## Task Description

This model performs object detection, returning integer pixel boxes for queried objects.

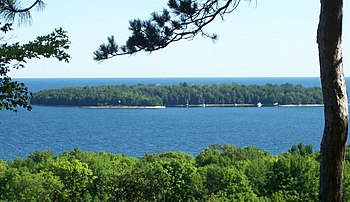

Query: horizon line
[13,76,323,79]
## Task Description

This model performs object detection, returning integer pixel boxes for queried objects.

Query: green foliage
[0,1,70,112]
[268,154,319,201]
[0,144,326,201]
[289,143,313,156]
[28,150,55,164]
[200,165,257,201]
[0,169,64,201]
[49,159,95,200]
[344,161,350,202]
[31,83,323,107]
[196,144,225,166]
[343,145,350,201]
[0,28,70,112]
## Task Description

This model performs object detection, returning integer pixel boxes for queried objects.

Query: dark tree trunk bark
[317,0,348,201]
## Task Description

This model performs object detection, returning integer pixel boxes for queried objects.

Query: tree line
[0,143,349,201]
[31,83,323,107]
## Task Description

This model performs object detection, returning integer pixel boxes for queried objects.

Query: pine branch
[94,0,246,62]
[0,0,45,24]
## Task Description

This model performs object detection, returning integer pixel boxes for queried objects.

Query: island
[30,83,323,107]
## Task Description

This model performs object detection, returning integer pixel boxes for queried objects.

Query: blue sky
[8,0,350,78]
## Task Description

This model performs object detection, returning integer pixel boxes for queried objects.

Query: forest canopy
[31,83,323,107]
[0,143,349,201]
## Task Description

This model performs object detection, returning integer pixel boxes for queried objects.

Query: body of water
[0,77,333,160]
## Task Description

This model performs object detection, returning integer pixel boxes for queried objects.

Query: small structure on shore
[257,102,262,107]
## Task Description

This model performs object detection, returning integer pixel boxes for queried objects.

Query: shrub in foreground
[1,143,349,201]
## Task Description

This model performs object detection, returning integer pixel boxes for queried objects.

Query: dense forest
[31,83,323,107]
[1,144,350,201]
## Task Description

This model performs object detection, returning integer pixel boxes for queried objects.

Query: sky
[7,0,350,78]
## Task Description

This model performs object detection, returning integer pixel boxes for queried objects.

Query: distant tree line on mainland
[31,83,323,107]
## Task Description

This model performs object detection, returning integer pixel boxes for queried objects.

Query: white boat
[257,102,262,107]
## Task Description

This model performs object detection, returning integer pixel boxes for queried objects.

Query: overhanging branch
[0,0,45,24]
[94,0,246,62]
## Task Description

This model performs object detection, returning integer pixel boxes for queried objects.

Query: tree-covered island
[31,83,323,107]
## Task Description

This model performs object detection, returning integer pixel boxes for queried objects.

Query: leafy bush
[0,143,339,201]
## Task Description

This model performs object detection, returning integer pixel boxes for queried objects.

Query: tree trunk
[317,0,348,201]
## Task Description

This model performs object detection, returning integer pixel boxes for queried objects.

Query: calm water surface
[1,105,324,160]
[0,78,333,160]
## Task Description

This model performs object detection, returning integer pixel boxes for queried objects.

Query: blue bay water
[0,77,336,160]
